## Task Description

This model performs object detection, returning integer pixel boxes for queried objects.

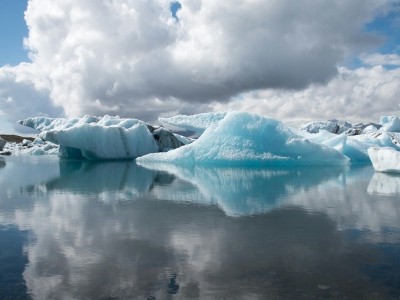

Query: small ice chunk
[31,148,46,156]
[32,138,44,145]
[22,139,32,146]
[363,124,379,134]
[368,147,400,173]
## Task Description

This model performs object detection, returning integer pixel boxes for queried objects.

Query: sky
[0,0,400,134]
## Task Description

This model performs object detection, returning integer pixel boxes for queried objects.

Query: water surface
[0,156,400,299]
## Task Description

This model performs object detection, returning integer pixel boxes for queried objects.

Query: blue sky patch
[0,0,28,66]
[170,1,182,21]
[366,9,400,54]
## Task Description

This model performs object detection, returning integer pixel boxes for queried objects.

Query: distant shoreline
[0,135,35,143]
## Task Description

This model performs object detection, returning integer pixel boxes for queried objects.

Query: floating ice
[298,127,400,162]
[4,137,59,156]
[368,147,400,173]
[299,119,382,136]
[22,139,32,146]
[138,112,349,166]
[19,115,183,160]
[41,121,158,160]
[380,116,400,132]
[158,112,227,137]
[18,112,400,163]
[300,120,352,134]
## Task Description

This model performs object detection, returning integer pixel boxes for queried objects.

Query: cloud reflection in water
[0,158,400,298]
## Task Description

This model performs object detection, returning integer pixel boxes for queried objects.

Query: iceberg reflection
[141,163,346,216]
[45,160,156,202]
[2,158,400,298]
[0,158,5,169]
[368,172,400,196]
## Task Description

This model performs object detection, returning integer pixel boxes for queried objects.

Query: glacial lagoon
[1,156,400,299]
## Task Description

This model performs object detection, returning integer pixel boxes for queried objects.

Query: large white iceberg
[158,112,227,137]
[138,112,349,166]
[368,147,400,173]
[19,115,183,160]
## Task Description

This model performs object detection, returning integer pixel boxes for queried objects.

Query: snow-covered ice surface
[158,112,227,137]
[15,112,400,165]
[380,116,400,132]
[138,112,349,166]
[296,124,400,163]
[4,137,59,156]
[368,147,400,173]
[19,115,100,132]
[300,120,353,134]
[18,115,184,160]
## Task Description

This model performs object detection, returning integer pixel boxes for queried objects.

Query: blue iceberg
[298,123,400,163]
[138,112,349,166]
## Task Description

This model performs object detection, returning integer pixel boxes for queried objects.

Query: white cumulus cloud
[213,66,400,123]
[0,0,399,124]
[360,53,400,66]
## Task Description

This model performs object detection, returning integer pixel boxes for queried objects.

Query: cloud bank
[0,0,399,123]
[214,65,400,123]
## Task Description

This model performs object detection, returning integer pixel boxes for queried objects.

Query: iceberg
[345,123,380,136]
[19,115,183,160]
[138,112,349,166]
[330,132,400,163]
[368,147,400,173]
[158,112,227,137]
[380,116,400,132]
[17,112,400,164]
[299,119,383,136]
[297,125,400,163]
[300,119,352,134]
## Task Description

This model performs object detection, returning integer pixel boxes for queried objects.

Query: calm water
[1,156,400,299]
